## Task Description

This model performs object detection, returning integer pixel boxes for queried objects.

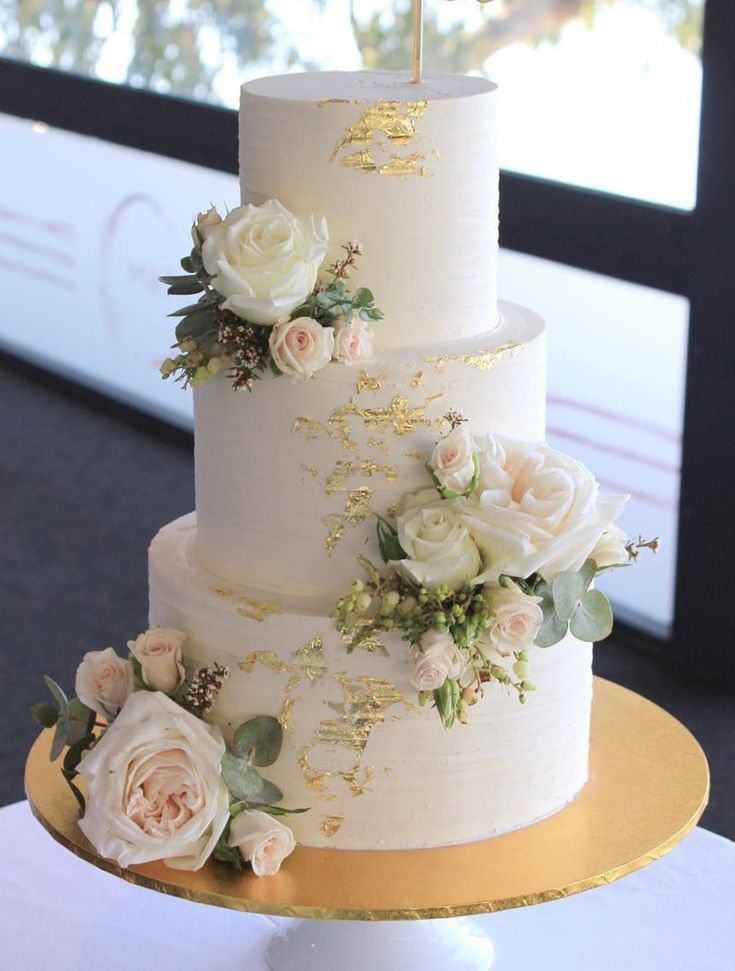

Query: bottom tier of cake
[149,514,594,850]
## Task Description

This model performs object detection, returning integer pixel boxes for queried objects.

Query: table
[2,800,734,970]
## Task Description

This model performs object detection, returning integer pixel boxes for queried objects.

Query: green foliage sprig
[160,231,383,391]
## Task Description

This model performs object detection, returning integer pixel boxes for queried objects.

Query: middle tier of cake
[193,301,546,599]
[149,514,593,851]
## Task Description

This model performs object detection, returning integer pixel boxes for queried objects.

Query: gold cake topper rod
[412,0,424,83]
[413,1,496,83]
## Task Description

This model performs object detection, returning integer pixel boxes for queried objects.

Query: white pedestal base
[266,917,494,971]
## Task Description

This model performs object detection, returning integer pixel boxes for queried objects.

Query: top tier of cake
[239,71,499,351]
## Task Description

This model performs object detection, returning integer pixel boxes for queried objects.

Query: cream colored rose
[194,205,222,240]
[332,319,373,365]
[77,691,229,871]
[201,199,328,325]
[128,628,186,694]
[75,648,133,721]
[393,489,482,592]
[269,316,334,379]
[228,809,296,877]
[483,580,543,655]
[590,525,629,569]
[430,424,477,496]
[410,630,464,692]
[463,436,628,584]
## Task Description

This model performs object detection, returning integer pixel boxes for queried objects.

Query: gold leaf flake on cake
[404,449,424,461]
[409,370,424,389]
[325,458,398,496]
[314,674,405,753]
[323,486,374,554]
[321,815,344,838]
[356,370,387,393]
[367,436,390,455]
[239,651,290,676]
[278,696,298,733]
[329,100,428,158]
[340,629,389,658]
[386,501,400,518]
[318,98,351,107]
[240,637,328,736]
[379,153,430,178]
[210,586,236,599]
[424,341,522,374]
[341,149,378,174]
[325,99,431,177]
[301,463,319,479]
[236,596,282,622]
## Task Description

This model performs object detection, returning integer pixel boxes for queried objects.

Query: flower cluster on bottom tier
[148,514,594,850]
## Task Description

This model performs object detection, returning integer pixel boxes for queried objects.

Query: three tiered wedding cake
[148,71,622,850]
[34,69,641,875]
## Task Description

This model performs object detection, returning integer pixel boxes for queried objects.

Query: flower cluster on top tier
[31,628,305,875]
[159,199,384,390]
[332,418,658,728]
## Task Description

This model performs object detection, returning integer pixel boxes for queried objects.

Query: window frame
[1,0,732,684]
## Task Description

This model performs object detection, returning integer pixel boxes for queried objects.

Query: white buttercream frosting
[240,70,500,350]
[149,516,592,850]
[193,302,545,598]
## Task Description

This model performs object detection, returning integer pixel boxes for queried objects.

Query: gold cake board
[25,678,709,923]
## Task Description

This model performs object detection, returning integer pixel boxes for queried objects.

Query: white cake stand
[25,678,709,970]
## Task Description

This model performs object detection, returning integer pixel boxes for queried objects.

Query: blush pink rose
[332,319,373,365]
[128,628,186,694]
[77,691,229,871]
[228,809,296,876]
[75,647,133,721]
[269,316,334,379]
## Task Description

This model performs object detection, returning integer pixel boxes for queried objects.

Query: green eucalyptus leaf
[175,309,218,343]
[535,585,568,648]
[50,715,71,762]
[43,676,69,711]
[551,572,586,623]
[233,716,283,767]
[31,702,59,728]
[353,287,374,307]
[376,516,405,564]
[66,699,96,749]
[167,295,217,317]
[180,256,195,273]
[246,777,284,805]
[221,753,266,801]
[579,559,597,590]
[570,589,614,642]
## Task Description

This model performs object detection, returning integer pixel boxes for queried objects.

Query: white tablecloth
[2,800,733,970]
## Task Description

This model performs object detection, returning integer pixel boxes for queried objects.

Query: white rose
[75,648,133,721]
[269,316,334,379]
[332,319,374,365]
[590,525,629,568]
[463,436,628,584]
[128,628,186,694]
[201,199,328,325]
[410,630,464,692]
[393,489,482,592]
[482,580,543,655]
[430,424,478,495]
[228,810,296,877]
[77,691,229,871]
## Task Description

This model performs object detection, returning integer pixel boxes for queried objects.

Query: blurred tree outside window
[0,0,704,205]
